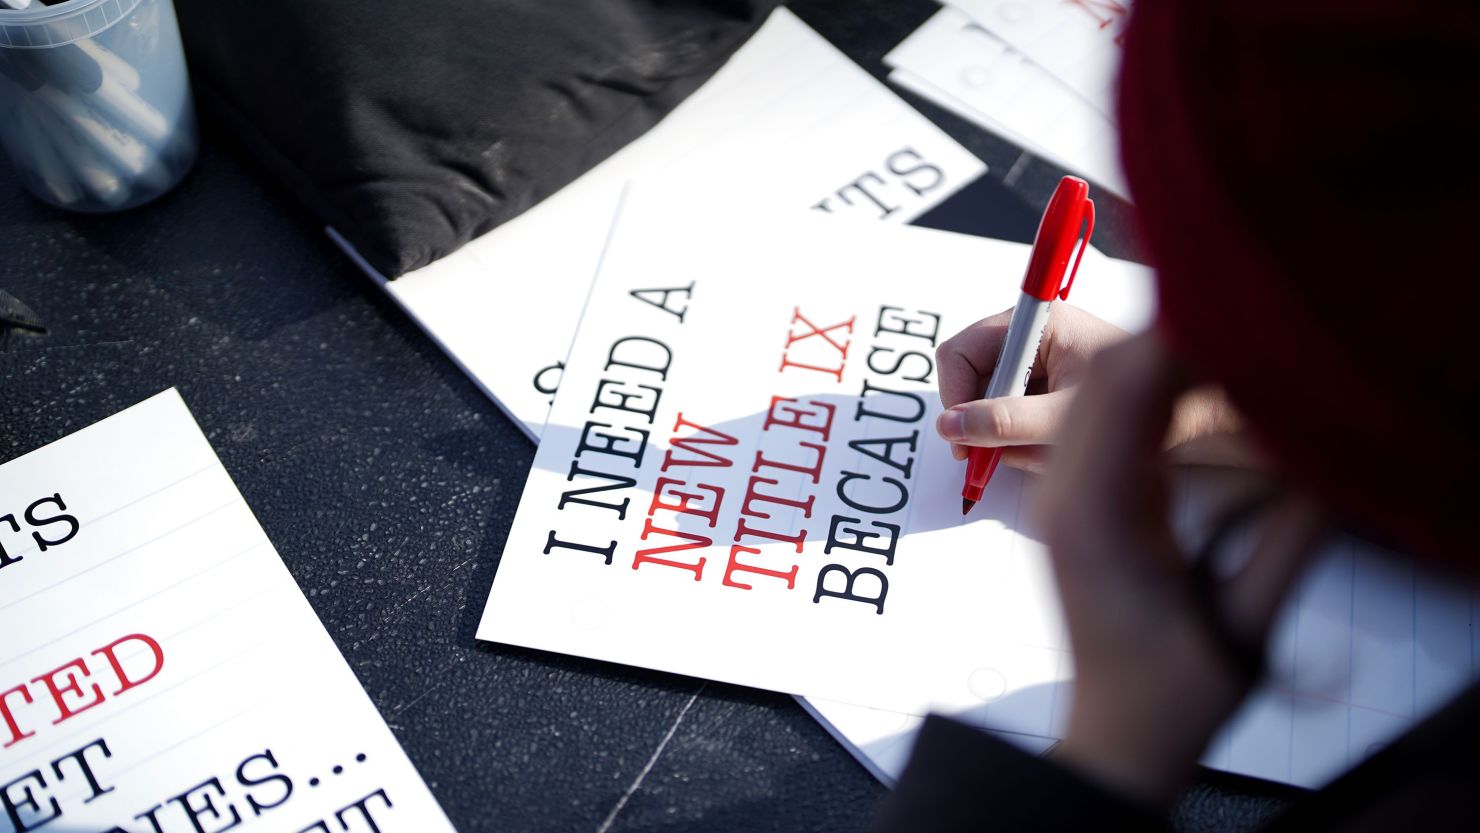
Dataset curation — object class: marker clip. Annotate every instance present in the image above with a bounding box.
[1057,198,1095,301]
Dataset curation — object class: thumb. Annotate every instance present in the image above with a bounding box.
[936,389,1075,449]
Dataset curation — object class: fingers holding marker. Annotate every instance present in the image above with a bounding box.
[935,303,1127,463]
[935,307,1018,409]
[936,305,1057,465]
[936,389,1074,460]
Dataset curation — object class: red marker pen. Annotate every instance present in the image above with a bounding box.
[962,176,1095,513]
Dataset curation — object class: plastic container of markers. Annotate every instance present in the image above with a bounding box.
[0,0,197,212]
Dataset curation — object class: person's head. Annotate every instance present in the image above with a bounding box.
[1117,0,1480,566]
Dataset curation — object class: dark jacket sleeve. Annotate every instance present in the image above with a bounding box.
[873,715,1169,833]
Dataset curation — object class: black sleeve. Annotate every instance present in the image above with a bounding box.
[873,715,1170,833]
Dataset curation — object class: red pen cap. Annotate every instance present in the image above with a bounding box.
[1020,176,1096,302]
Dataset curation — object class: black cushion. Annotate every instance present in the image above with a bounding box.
[174,0,778,278]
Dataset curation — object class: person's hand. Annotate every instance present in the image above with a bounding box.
[934,304,1254,471]
[1039,332,1327,805]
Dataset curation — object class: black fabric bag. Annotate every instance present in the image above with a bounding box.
[173,0,778,278]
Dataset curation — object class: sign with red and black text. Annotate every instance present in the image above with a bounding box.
[0,391,453,833]
[477,191,1154,721]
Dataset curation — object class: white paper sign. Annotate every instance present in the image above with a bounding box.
[0,391,454,833]
[478,191,1153,724]
[884,7,1126,197]
[945,0,1128,119]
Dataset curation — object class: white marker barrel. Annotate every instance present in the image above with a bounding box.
[983,291,1052,400]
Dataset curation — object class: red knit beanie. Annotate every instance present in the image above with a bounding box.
[1119,0,1480,564]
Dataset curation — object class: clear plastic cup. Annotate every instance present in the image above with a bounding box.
[0,0,197,212]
